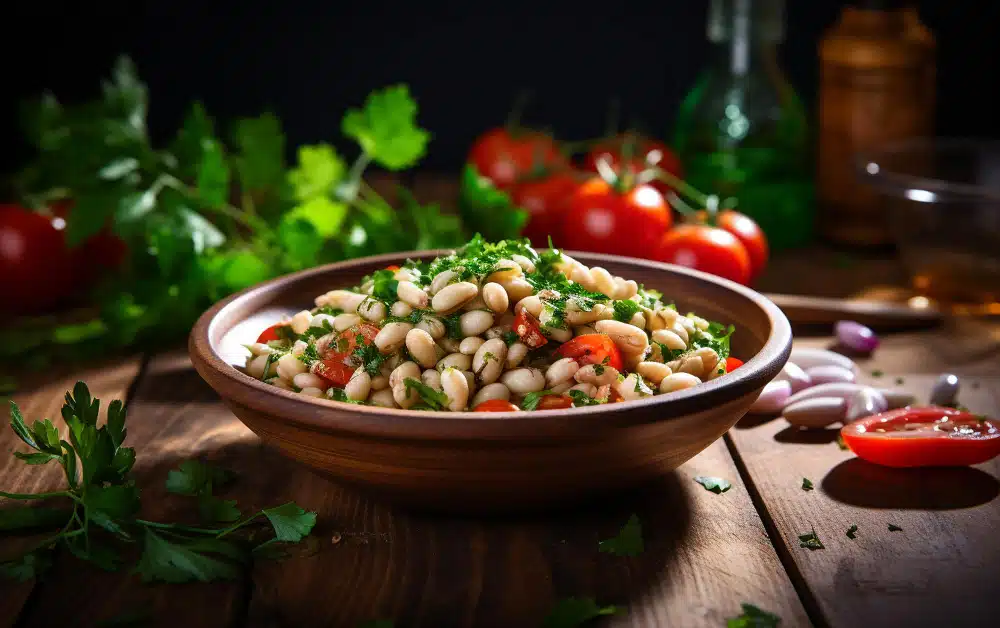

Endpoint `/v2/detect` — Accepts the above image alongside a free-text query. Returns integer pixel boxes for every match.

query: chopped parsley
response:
[370,269,400,303]
[888,523,903,532]
[568,390,602,407]
[382,309,427,325]
[298,342,320,365]
[441,311,464,340]
[636,286,665,309]
[312,306,344,317]
[501,330,519,346]
[424,234,538,284]
[801,478,814,491]
[260,352,282,380]
[327,387,364,405]
[798,529,824,550]
[846,524,858,539]
[298,319,334,341]
[612,299,641,323]
[592,355,610,376]
[694,476,731,494]
[275,325,297,343]
[403,378,449,410]
[351,334,390,377]
[521,389,554,411]
[689,323,735,361]
[727,603,781,628]
[598,514,643,557]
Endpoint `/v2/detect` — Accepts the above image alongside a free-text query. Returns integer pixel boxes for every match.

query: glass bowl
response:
[857,138,1000,315]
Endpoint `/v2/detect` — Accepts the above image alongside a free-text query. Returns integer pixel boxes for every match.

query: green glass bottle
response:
[673,0,813,250]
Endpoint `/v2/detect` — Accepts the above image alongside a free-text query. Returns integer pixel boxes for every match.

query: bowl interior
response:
[196,250,790,438]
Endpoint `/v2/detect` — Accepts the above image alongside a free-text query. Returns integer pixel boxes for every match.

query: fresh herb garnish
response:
[441,311,465,340]
[542,597,621,628]
[871,370,884,378]
[521,389,554,411]
[568,390,602,407]
[403,378,449,410]
[612,299,641,323]
[836,434,849,451]
[598,514,644,557]
[327,387,364,405]
[501,330,519,346]
[727,603,781,628]
[370,269,400,303]
[798,529,824,550]
[0,383,317,583]
[846,524,858,539]
[694,476,732,494]
[888,523,903,532]
[351,334,390,377]
[801,478,814,491]
[689,323,735,361]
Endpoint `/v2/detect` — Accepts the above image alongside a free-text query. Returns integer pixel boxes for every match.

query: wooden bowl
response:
[189,251,791,513]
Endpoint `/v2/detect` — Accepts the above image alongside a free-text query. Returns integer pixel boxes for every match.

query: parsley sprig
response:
[0,382,317,583]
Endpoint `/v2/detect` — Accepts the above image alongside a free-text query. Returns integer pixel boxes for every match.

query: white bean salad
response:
[244,236,738,412]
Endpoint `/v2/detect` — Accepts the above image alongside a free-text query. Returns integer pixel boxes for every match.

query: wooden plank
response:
[0,357,143,628]
[245,438,809,628]
[727,331,1000,628]
[14,352,265,628]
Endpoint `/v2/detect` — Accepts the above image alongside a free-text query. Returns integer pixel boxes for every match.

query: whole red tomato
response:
[560,177,671,260]
[0,204,76,315]
[511,171,579,248]
[658,224,752,286]
[582,133,683,197]
[468,128,566,191]
[50,200,128,283]
[707,210,768,280]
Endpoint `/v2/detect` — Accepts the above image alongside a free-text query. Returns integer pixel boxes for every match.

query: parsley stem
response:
[135,519,223,535]
[0,489,76,501]
[347,151,372,189]
[160,174,271,234]
[214,512,264,538]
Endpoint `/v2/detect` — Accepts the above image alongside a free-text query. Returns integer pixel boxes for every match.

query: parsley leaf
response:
[801,478,814,491]
[341,84,429,170]
[165,460,240,523]
[543,597,621,628]
[457,164,528,241]
[846,524,858,539]
[694,476,732,494]
[371,269,400,303]
[612,299,641,323]
[568,390,602,407]
[798,529,824,550]
[0,551,52,583]
[288,143,345,202]
[598,514,644,557]
[888,523,903,532]
[403,378,449,411]
[263,502,317,543]
[689,323,735,361]
[521,389,554,411]
[230,112,285,193]
[135,529,247,583]
[351,333,390,377]
[502,330,519,347]
[727,603,781,628]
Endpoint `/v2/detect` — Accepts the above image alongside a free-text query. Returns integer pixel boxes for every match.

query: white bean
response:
[299,387,324,398]
[545,357,580,388]
[460,310,494,337]
[333,313,362,332]
[568,383,598,397]
[749,380,792,414]
[396,281,429,308]
[291,340,308,357]
[506,342,529,368]
[789,348,857,373]
[276,353,307,380]
[405,328,439,368]
[432,282,479,314]
[292,372,325,390]
[615,374,654,401]
[369,388,397,408]
[438,352,472,371]
[344,369,372,401]
[588,267,617,298]
[845,387,888,422]
[267,378,293,391]
[357,298,387,323]
[574,364,621,387]
[461,370,477,395]
[246,355,269,379]
[246,342,273,357]
[930,373,960,406]
[500,368,547,394]
[430,269,459,295]
[783,397,847,429]
[677,355,705,378]
[805,365,855,385]
[371,374,390,390]
[421,369,443,392]
[471,382,511,407]
[772,362,811,393]
[310,313,336,330]
[473,338,508,385]
[459,336,485,355]
[482,282,509,313]
[289,310,313,335]
[691,347,720,375]
[390,301,413,317]
[516,295,543,317]
[613,278,639,300]
[499,278,534,304]
[510,254,536,274]
[594,319,649,356]
[636,361,672,385]
[670,322,689,344]
[549,381,573,394]
[315,290,364,311]
[485,259,522,283]
[415,316,446,339]
[437,337,462,354]
[659,372,701,394]
[441,368,470,411]
[651,328,686,351]
[628,312,646,329]
[394,268,416,282]
[389,361,421,394]
[374,322,413,354]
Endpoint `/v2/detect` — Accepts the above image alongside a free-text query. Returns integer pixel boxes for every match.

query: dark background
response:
[3,1,996,175]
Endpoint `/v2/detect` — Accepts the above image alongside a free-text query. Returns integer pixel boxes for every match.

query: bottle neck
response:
[708,0,783,76]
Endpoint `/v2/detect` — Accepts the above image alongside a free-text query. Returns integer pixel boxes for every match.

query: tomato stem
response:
[652,167,711,208]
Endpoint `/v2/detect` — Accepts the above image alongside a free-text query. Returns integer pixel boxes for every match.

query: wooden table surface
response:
[2,176,999,628]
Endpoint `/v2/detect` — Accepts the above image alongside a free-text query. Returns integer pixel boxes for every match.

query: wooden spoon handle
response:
[764,293,943,329]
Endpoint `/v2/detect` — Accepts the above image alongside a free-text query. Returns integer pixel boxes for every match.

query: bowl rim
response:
[189,249,792,440]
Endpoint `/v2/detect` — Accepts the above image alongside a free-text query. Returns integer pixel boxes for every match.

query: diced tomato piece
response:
[385,265,401,272]
[256,324,289,344]
[313,323,381,388]
[841,406,1000,468]
[555,334,623,371]
[473,399,521,412]
[514,308,548,348]
[725,357,743,372]
[535,395,573,410]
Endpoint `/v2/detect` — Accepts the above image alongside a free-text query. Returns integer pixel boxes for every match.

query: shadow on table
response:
[772,425,841,445]
[137,439,695,628]
[822,458,999,509]
[133,363,220,403]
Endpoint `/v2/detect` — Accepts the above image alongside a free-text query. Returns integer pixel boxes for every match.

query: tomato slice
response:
[473,399,521,412]
[535,395,573,410]
[841,406,1000,468]
[513,308,548,348]
[256,324,289,344]
[555,334,623,371]
[725,357,743,372]
[313,323,381,388]
[385,265,401,272]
